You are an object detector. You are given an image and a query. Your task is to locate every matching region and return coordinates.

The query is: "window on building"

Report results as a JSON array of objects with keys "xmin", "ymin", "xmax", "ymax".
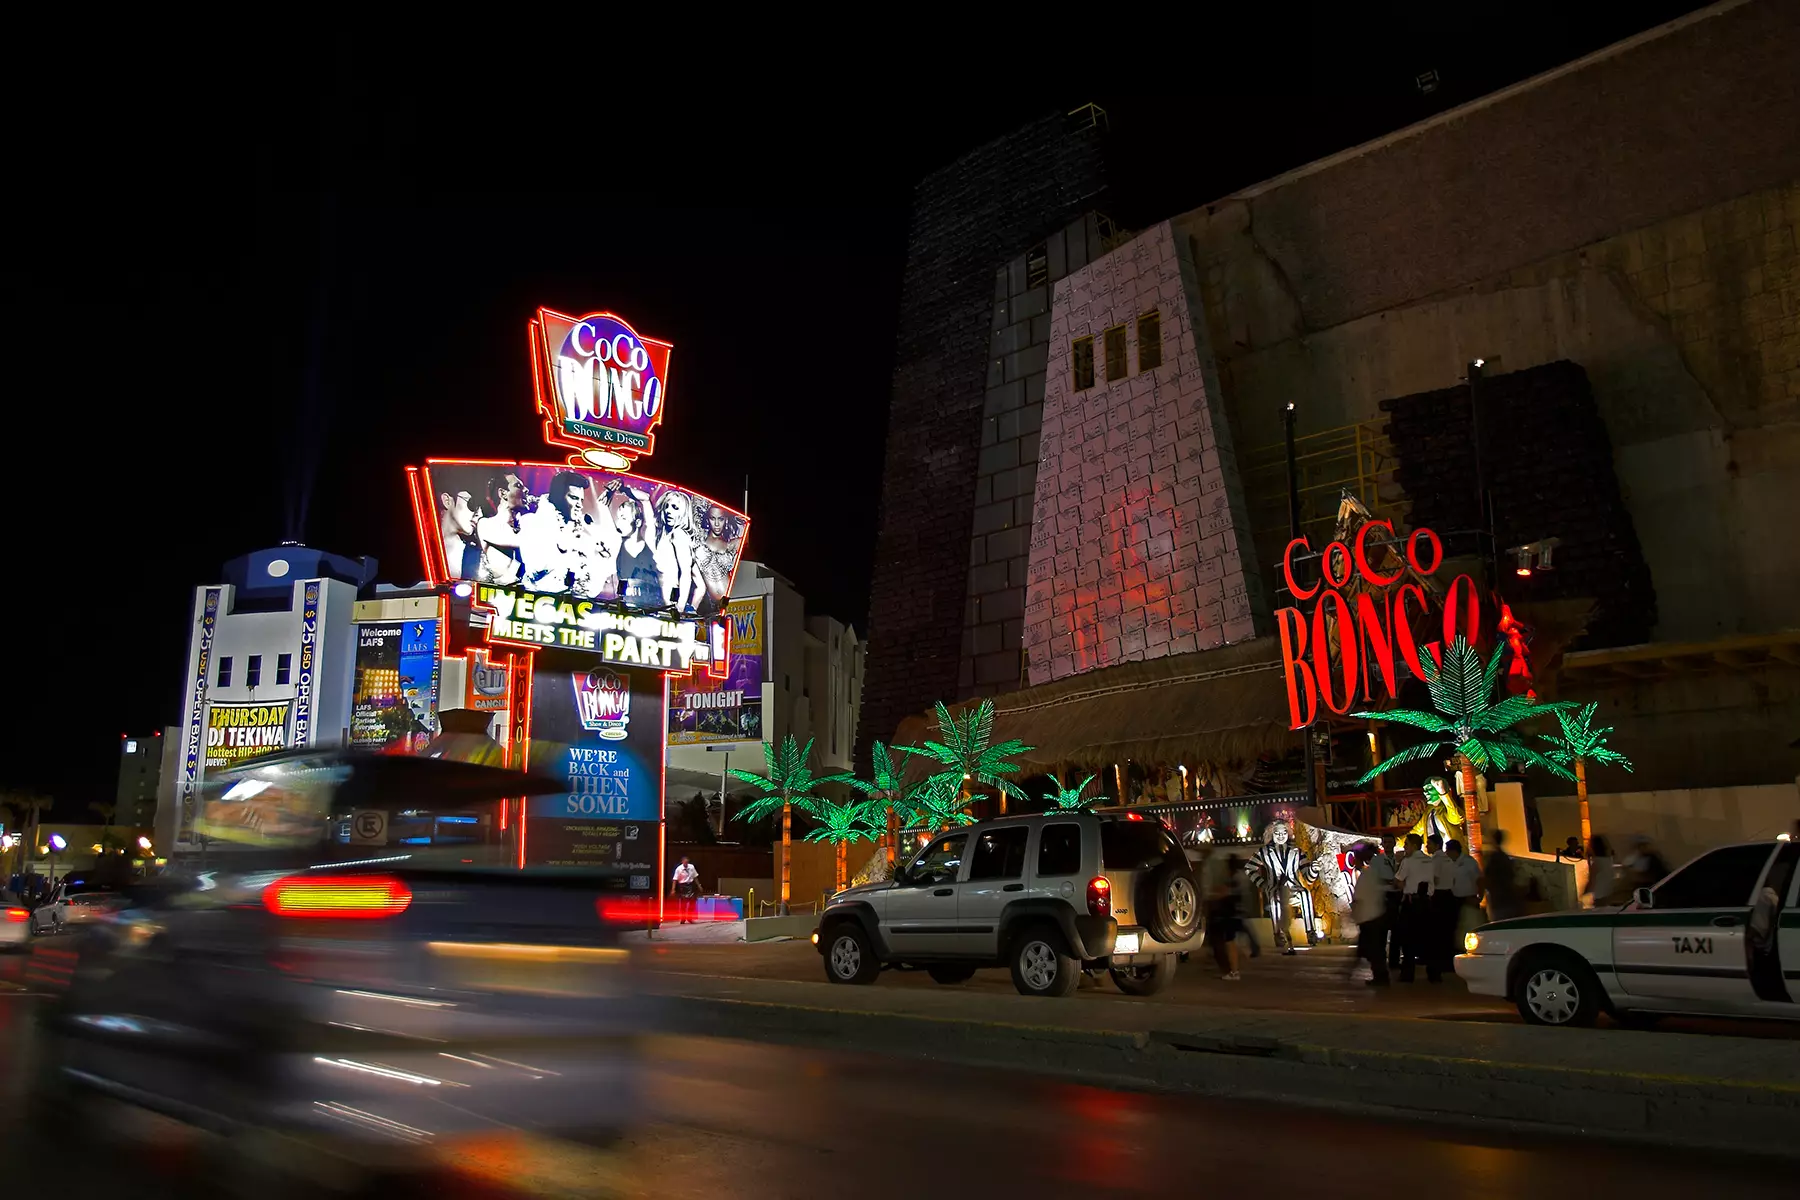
[
  {"xmin": 1025, "ymin": 242, "xmax": 1048, "ymax": 289},
  {"xmin": 246, "ymin": 655, "xmax": 262, "ymax": 688},
  {"xmin": 1137, "ymin": 309, "xmax": 1162, "ymax": 370},
  {"xmin": 1072, "ymin": 337, "xmax": 1095, "ymax": 391},
  {"xmin": 217, "ymin": 656, "xmax": 232, "ymax": 688},
  {"xmin": 277, "ymin": 653, "xmax": 292, "ymax": 685},
  {"xmin": 1104, "ymin": 325, "xmax": 1128, "ymax": 382}
]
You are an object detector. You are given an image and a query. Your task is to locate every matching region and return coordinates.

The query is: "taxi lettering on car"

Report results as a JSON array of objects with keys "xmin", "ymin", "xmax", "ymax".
[{"xmin": 1456, "ymin": 840, "xmax": 1800, "ymax": 1027}]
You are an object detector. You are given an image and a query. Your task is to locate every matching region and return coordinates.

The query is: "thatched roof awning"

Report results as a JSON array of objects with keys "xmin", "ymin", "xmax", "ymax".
[{"xmin": 894, "ymin": 636, "xmax": 1299, "ymax": 773}]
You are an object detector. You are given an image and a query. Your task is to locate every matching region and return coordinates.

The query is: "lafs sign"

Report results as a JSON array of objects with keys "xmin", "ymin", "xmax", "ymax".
[
  {"xmin": 1276, "ymin": 522, "xmax": 1486, "ymax": 729},
  {"xmin": 532, "ymin": 308, "xmax": 673, "ymax": 465},
  {"xmin": 574, "ymin": 668, "xmax": 631, "ymax": 741}
]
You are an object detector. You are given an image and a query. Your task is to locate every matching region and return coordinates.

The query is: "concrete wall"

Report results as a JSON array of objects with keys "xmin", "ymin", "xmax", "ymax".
[{"xmin": 1539, "ymin": 782, "xmax": 1800, "ymax": 866}]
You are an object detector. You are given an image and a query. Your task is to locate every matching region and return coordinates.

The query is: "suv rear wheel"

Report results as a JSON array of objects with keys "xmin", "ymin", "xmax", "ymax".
[
  {"xmin": 821, "ymin": 923, "xmax": 879, "ymax": 985},
  {"xmin": 1008, "ymin": 923, "xmax": 1079, "ymax": 998},
  {"xmin": 1140, "ymin": 860, "xmax": 1200, "ymax": 943}
]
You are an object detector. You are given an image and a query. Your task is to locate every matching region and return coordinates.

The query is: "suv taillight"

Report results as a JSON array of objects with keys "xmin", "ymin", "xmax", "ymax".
[
  {"xmin": 1087, "ymin": 876, "xmax": 1112, "ymax": 918},
  {"xmin": 262, "ymin": 875, "xmax": 412, "ymax": 919},
  {"xmin": 5, "ymin": 908, "xmax": 28, "ymax": 923}
]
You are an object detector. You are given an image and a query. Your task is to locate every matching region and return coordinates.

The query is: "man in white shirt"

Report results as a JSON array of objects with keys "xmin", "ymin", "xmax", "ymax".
[
  {"xmin": 1428, "ymin": 834, "xmax": 1461, "ymax": 975},
  {"xmin": 671, "ymin": 855, "xmax": 701, "ymax": 924},
  {"xmin": 1392, "ymin": 834, "xmax": 1440, "ymax": 983},
  {"xmin": 1351, "ymin": 844, "xmax": 1395, "ymax": 986},
  {"xmin": 1444, "ymin": 838, "xmax": 1482, "ymax": 962}
]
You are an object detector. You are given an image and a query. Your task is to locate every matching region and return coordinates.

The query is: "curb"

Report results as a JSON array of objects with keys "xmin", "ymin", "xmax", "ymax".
[{"xmin": 657, "ymin": 994, "xmax": 1800, "ymax": 1159}]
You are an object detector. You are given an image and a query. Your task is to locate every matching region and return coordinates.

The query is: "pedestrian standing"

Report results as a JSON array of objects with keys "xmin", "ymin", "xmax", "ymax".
[
  {"xmin": 1382, "ymin": 835, "xmax": 1405, "ymax": 971},
  {"xmin": 1445, "ymin": 839, "xmax": 1481, "ymax": 959},
  {"xmin": 1206, "ymin": 864, "xmax": 1244, "ymax": 981},
  {"xmin": 1583, "ymin": 834, "xmax": 1618, "ymax": 908},
  {"xmin": 1393, "ymin": 833, "xmax": 1439, "ymax": 982},
  {"xmin": 1429, "ymin": 834, "xmax": 1460, "ymax": 973},
  {"xmin": 670, "ymin": 855, "xmax": 700, "ymax": 924},
  {"xmin": 1482, "ymin": 830, "xmax": 1521, "ymax": 923},
  {"xmin": 1232, "ymin": 853, "xmax": 1262, "ymax": 959},
  {"xmin": 1352, "ymin": 844, "xmax": 1394, "ymax": 986}
]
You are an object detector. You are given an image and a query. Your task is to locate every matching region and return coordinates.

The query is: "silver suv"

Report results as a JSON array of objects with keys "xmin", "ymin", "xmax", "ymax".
[{"xmin": 813, "ymin": 812, "xmax": 1201, "ymax": 997}]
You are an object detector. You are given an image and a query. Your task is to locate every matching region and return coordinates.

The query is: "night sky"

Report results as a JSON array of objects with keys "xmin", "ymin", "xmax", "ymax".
[{"xmin": 6, "ymin": 5, "xmax": 1705, "ymax": 811}]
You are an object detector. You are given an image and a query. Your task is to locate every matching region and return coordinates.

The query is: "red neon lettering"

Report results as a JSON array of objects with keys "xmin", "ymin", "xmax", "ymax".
[
  {"xmin": 1407, "ymin": 527, "xmax": 1443, "ymax": 576},
  {"xmin": 1355, "ymin": 590, "xmax": 1399, "ymax": 702},
  {"xmin": 1282, "ymin": 537, "xmax": 1318, "ymax": 602},
  {"xmin": 1311, "ymin": 590, "xmax": 1360, "ymax": 716},
  {"xmin": 1323, "ymin": 541, "xmax": 1353, "ymax": 589},
  {"xmin": 1395, "ymin": 582, "xmax": 1439, "ymax": 678},
  {"xmin": 1353, "ymin": 519, "xmax": 1400, "ymax": 588},
  {"xmin": 1442, "ymin": 574, "xmax": 1483, "ymax": 650},
  {"xmin": 1276, "ymin": 607, "xmax": 1317, "ymax": 729}
]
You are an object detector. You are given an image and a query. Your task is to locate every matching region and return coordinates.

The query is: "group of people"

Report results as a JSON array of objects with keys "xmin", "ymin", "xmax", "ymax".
[
  {"xmin": 439, "ymin": 467, "xmax": 743, "ymax": 616},
  {"xmin": 1350, "ymin": 831, "xmax": 1483, "ymax": 985},
  {"xmin": 1574, "ymin": 832, "xmax": 1671, "ymax": 907}
]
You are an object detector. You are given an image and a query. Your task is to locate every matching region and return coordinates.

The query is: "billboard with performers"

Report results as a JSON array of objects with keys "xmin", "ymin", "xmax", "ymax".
[
  {"xmin": 415, "ymin": 460, "xmax": 747, "ymax": 619},
  {"xmin": 203, "ymin": 701, "xmax": 292, "ymax": 771},
  {"xmin": 348, "ymin": 619, "xmax": 442, "ymax": 751},
  {"xmin": 669, "ymin": 596, "xmax": 765, "ymax": 745},
  {"xmin": 531, "ymin": 308, "xmax": 673, "ymax": 465}
]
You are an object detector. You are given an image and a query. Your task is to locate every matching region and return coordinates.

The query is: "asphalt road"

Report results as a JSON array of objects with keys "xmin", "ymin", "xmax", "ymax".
[{"xmin": 1, "ymin": 980, "xmax": 1793, "ymax": 1199}]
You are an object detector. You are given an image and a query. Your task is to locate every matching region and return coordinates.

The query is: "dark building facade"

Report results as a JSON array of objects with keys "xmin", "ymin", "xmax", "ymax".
[{"xmin": 858, "ymin": 109, "xmax": 1108, "ymax": 766}]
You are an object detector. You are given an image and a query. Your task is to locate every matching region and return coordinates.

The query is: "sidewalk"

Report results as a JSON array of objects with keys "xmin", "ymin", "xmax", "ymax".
[{"xmin": 637, "ymin": 949, "xmax": 1800, "ymax": 1158}]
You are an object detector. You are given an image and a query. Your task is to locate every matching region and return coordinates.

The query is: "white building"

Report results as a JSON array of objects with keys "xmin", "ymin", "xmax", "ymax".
[
  {"xmin": 166, "ymin": 545, "xmax": 374, "ymax": 846},
  {"xmin": 665, "ymin": 561, "xmax": 865, "ymax": 810}
]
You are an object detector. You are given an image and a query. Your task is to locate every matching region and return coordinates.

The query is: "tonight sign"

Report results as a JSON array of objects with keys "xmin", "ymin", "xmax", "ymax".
[{"xmin": 478, "ymin": 585, "xmax": 721, "ymax": 671}]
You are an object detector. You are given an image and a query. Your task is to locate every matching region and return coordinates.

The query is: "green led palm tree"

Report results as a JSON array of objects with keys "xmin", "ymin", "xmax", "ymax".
[
  {"xmin": 729, "ymin": 735, "xmax": 849, "ymax": 914},
  {"xmin": 1354, "ymin": 636, "xmax": 1576, "ymax": 856},
  {"xmin": 905, "ymin": 699, "xmax": 1033, "ymax": 821},
  {"xmin": 1042, "ymin": 773, "xmax": 1101, "ymax": 811},
  {"xmin": 1540, "ymin": 702, "xmax": 1633, "ymax": 849},
  {"xmin": 848, "ymin": 740, "xmax": 918, "ymax": 867},
  {"xmin": 803, "ymin": 796, "xmax": 882, "ymax": 893}
]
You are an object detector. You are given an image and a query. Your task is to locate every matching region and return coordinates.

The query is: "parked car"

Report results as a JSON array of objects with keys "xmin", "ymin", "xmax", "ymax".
[
  {"xmin": 61, "ymin": 891, "xmax": 129, "ymax": 925},
  {"xmin": 29, "ymin": 887, "xmax": 66, "ymax": 934},
  {"xmin": 1458, "ymin": 839, "xmax": 1800, "ymax": 1027},
  {"xmin": 29, "ymin": 748, "xmax": 653, "ymax": 1192},
  {"xmin": 813, "ymin": 811, "xmax": 1202, "ymax": 997}
]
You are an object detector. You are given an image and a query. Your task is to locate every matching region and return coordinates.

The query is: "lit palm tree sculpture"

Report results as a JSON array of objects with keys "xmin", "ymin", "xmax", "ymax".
[
  {"xmin": 1353, "ymin": 636, "xmax": 1576, "ymax": 856},
  {"xmin": 848, "ymin": 739, "xmax": 918, "ymax": 867},
  {"xmin": 1041, "ymin": 773, "xmax": 1101, "ymax": 812},
  {"xmin": 905, "ymin": 699, "xmax": 1034, "ymax": 823},
  {"xmin": 729, "ymin": 735, "xmax": 850, "ymax": 914},
  {"xmin": 804, "ymin": 796, "xmax": 883, "ymax": 894},
  {"xmin": 1540, "ymin": 702, "xmax": 1633, "ymax": 849}
]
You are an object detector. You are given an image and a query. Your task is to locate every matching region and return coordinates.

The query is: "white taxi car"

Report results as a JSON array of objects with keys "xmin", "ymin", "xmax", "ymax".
[{"xmin": 1457, "ymin": 839, "xmax": 1799, "ymax": 1027}]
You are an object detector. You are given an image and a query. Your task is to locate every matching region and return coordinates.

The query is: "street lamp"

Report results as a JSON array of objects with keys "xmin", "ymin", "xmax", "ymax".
[{"xmin": 47, "ymin": 833, "xmax": 66, "ymax": 887}]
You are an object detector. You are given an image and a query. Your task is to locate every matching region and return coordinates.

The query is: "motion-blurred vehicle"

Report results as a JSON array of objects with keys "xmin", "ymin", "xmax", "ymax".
[
  {"xmin": 1, "ymin": 890, "xmax": 30, "ymax": 949},
  {"xmin": 1459, "ymin": 839, "xmax": 1800, "ymax": 1027},
  {"xmin": 814, "ymin": 811, "xmax": 1201, "ymax": 996},
  {"xmin": 29, "ymin": 887, "xmax": 66, "ymax": 934},
  {"xmin": 30, "ymin": 748, "xmax": 652, "ymax": 1191},
  {"xmin": 61, "ymin": 891, "xmax": 129, "ymax": 925}
]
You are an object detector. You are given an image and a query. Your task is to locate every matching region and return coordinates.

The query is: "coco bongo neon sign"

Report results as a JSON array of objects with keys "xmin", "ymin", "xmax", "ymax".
[{"xmin": 1276, "ymin": 520, "xmax": 1486, "ymax": 730}]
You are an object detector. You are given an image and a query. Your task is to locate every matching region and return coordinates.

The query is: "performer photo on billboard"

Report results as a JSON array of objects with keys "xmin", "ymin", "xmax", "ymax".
[{"xmin": 424, "ymin": 462, "xmax": 746, "ymax": 614}]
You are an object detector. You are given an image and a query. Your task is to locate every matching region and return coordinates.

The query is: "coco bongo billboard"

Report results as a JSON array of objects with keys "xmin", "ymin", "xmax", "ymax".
[
  {"xmin": 1275, "ymin": 520, "xmax": 1493, "ymax": 730},
  {"xmin": 405, "ymin": 307, "xmax": 749, "ymax": 907}
]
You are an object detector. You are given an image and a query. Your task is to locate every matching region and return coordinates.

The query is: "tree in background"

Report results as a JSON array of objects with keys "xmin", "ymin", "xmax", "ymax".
[
  {"xmin": 729, "ymin": 735, "xmax": 849, "ymax": 914},
  {"xmin": 0, "ymin": 792, "xmax": 54, "ymax": 879},
  {"xmin": 1354, "ymin": 636, "xmax": 1576, "ymax": 856},
  {"xmin": 1540, "ymin": 702, "xmax": 1634, "ymax": 848},
  {"xmin": 903, "ymin": 700, "xmax": 1033, "ymax": 821}
]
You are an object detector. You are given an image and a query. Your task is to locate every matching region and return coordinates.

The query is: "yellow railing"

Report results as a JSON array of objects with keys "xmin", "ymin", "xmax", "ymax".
[{"xmin": 1239, "ymin": 420, "xmax": 1408, "ymax": 551}]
